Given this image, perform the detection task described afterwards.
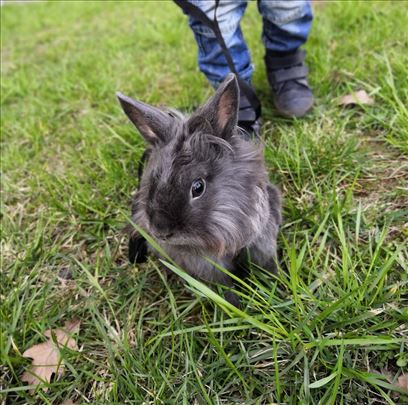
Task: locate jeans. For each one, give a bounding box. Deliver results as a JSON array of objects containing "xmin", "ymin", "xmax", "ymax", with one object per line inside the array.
[{"xmin": 184, "ymin": 0, "xmax": 313, "ymax": 86}]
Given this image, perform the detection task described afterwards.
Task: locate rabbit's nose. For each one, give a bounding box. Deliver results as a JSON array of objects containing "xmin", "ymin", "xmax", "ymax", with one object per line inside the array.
[{"xmin": 149, "ymin": 210, "xmax": 176, "ymax": 235}]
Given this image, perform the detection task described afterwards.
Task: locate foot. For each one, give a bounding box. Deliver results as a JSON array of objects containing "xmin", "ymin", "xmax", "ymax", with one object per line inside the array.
[
  {"xmin": 224, "ymin": 290, "xmax": 241, "ymax": 308},
  {"xmin": 128, "ymin": 235, "xmax": 148, "ymax": 264},
  {"xmin": 265, "ymin": 49, "xmax": 314, "ymax": 118},
  {"xmin": 237, "ymin": 83, "xmax": 262, "ymax": 138}
]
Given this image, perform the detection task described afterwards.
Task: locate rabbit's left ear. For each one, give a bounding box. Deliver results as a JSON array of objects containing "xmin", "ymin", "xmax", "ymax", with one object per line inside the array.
[
  {"xmin": 116, "ymin": 92, "xmax": 171, "ymax": 145},
  {"xmin": 195, "ymin": 73, "xmax": 239, "ymax": 140}
]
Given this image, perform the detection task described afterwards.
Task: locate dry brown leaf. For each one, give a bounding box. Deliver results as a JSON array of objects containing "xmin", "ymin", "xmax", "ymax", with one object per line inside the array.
[
  {"xmin": 397, "ymin": 373, "xmax": 408, "ymax": 392},
  {"xmin": 21, "ymin": 319, "xmax": 80, "ymax": 393},
  {"xmin": 339, "ymin": 90, "xmax": 374, "ymax": 107},
  {"xmin": 60, "ymin": 400, "xmax": 76, "ymax": 405}
]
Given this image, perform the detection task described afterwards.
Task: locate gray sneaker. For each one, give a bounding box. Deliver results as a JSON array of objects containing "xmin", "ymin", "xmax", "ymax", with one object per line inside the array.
[
  {"xmin": 237, "ymin": 82, "xmax": 262, "ymax": 138},
  {"xmin": 265, "ymin": 49, "xmax": 314, "ymax": 118},
  {"xmin": 238, "ymin": 90, "xmax": 262, "ymax": 138}
]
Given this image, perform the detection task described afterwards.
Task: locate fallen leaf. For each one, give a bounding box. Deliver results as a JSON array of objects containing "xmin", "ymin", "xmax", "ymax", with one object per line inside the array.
[
  {"xmin": 397, "ymin": 373, "xmax": 408, "ymax": 392},
  {"xmin": 339, "ymin": 90, "xmax": 374, "ymax": 107},
  {"xmin": 60, "ymin": 400, "xmax": 76, "ymax": 405},
  {"xmin": 21, "ymin": 319, "xmax": 80, "ymax": 393}
]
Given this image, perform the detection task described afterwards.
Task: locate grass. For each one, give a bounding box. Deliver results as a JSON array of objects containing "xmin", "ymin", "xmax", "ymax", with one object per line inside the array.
[{"xmin": 1, "ymin": 1, "xmax": 407, "ymax": 404}]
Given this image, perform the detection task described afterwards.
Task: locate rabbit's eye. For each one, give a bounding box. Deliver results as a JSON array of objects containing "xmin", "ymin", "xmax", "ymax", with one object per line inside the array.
[{"xmin": 191, "ymin": 178, "xmax": 206, "ymax": 199}]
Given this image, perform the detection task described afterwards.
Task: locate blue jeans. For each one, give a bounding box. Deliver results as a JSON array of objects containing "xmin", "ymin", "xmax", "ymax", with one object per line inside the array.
[{"xmin": 185, "ymin": 0, "xmax": 313, "ymax": 86}]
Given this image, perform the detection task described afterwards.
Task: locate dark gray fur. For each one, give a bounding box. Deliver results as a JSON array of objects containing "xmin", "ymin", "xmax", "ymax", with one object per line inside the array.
[{"xmin": 117, "ymin": 74, "xmax": 282, "ymax": 304}]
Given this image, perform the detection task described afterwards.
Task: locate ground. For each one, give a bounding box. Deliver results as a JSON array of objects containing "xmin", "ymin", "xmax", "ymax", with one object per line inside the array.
[{"xmin": 1, "ymin": 1, "xmax": 407, "ymax": 404}]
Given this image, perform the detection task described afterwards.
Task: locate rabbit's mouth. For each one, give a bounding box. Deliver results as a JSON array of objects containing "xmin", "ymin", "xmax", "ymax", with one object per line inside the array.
[
  {"xmin": 145, "ymin": 221, "xmax": 237, "ymax": 256},
  {"xmin": 154, "ymin": 232, "xmax": 175, "ymax": 241},
  {"xmin": 155, "ymin": 233, "xmax": 189, "ymax": 246},
  {"xmin": 153, "ymin": 232, "xmax": 229, "ymax": 256},
  {"xmin": 151, "ymin": 229, "xmax": 181, "ymax": 245},
  {"xmin": 154, "ymin": 232, "xmax": 206, "ymax": 250}
]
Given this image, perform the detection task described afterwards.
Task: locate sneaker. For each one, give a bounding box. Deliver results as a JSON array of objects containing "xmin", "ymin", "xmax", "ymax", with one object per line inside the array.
[
  {"xmin": 265, "ymin": 49, "xmax": 314, "ymax": 118},
  {"xmin": 237, "ymin": 82, "xmax": 262, "ymax": 138}
]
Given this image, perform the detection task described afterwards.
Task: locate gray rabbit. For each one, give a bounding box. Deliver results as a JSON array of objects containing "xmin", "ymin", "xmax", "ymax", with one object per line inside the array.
[{"xmin": 117, "ymin": 74, "xmax": 281, "ymax": 306}]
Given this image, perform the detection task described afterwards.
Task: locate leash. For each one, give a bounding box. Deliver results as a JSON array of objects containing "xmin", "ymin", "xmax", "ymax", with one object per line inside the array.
[{"xmin": 174, "ymin": 0, "xmax": 261, "ymax": 119}]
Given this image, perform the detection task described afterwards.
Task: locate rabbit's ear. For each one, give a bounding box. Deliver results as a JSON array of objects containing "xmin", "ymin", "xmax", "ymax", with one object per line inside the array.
[
  {"xmin": 197, "ymin": 73, "xmax": 239, "ymax": 140},
  {"xmin": 116, "ymin": 92, "xmax": 171, "ymax": 144}
]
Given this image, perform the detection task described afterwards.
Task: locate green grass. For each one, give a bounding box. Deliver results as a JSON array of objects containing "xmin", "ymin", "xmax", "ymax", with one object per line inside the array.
[{"xmin": 1, "ymin": 1, "xmax": 407, "ymax": 404}]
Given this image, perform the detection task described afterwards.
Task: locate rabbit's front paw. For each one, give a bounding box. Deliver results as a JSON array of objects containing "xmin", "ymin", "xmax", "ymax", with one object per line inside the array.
[{"xmin": 129, "ymin": 235, "xmax": 148, "ymax": 264}]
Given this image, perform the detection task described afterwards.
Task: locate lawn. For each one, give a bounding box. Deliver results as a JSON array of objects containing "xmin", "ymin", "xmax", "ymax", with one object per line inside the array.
[{"xmin": 1, "ymin": 1, "xmax": 407, "ymax": 404}]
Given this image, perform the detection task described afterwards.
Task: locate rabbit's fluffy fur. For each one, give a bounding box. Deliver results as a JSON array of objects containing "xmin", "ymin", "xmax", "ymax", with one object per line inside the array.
[{"xmin": 117, "ymin": 74, "xmax": 281, "ymax": 304}]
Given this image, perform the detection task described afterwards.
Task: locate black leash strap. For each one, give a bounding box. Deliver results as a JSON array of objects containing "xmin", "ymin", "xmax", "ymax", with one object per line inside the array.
[{"xmin": 174, "ymin": 0, "xmax": 261, "ymax": 118}]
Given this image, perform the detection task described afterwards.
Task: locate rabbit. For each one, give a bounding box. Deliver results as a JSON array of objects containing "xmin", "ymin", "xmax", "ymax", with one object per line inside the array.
[{"xmin": 116, "ymin": 73, "xmax": 281, "ymax": 306}]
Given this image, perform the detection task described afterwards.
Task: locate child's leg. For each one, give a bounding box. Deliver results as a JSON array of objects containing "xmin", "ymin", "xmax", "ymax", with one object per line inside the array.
[
  {"xmin": 180, "ymin": 0, "xmax": 252, "ymax": 87},
  {"xmin": 257, "ymin": 0, "xmax": 314, "ymax": 117},
  {"xmin": 257, "ymin": 0, "xmax": 313, "ymax": 53}
]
